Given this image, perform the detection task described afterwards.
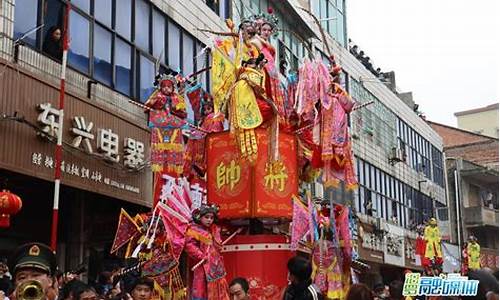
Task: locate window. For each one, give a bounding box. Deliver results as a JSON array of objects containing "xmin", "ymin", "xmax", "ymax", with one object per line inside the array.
[
  {"xmin": 116, "ymin": 0, "xmax": 132, "ymax": 40},
  {"xmin": 43, "ymin": 0, "xmax": 65, "ymax": 42},
  {"xmin": 168, "ymin": 21, "xmax": 181, "ymax": 70},
  {"xmin": 93, "ymin": 25, "xmax": 112, "ymax": 86},
  {"xmin": 336, "ymin": 10, "xmax": 345, "ymax": 46},
  {"xmin": 135, "ymin": 0, "xmax": 150, "ymax": 51},
  {"xmin": 327, "ymin": 3, "xmax": 335, "ymax": 37},
  {"xmin": 94, "ymin": 0, "xmax": 112, "ymax": 27},
  {"xmin": 115, "ymin": 38, "xmax": 132, "ymax": 95},
  {"xmin": 152, "ymin": 10, "xmax": 166, "ymax": 60},
  {"xmin": 14, "ymin": 0, "xmax": 38, "ymax": 46},
  {"xmin": 182, "ymin": 34, "xmax": 194, "ymax": 75},
  {"xmin": 71, "ymin": 0, "xmax": 90, "ymax": 13},
  {"xmin": 205, "ymin": 0, "xmax": 219, "ymax": 14},
  {"xmin": 68, "ymin": 11, "xmax": 90, "ymax": 74},
  {"xmin": 139, "ymin": 54, "xmax": 155, "ymax": 102}
]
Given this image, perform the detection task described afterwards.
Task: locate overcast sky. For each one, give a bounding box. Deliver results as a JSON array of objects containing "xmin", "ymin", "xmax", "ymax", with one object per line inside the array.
[{"xmin": 346, "ymin": 0, "xmax": 499, "ymax": 126}]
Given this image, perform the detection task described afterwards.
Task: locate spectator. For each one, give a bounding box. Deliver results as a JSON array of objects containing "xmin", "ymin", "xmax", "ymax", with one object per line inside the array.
[
  {"xmin": 467, "ymin": 269, "xmax": 499, "ymax": 300},
  {"xmin": 283, "ymin": 256, "xmax": 323, "ymax": 300},
  {"xmin": 127, "ymin": 277, "xmax": 153, "ymax": 300},
  {"xmin": 229, "ymin": 277, "xmax": 250, "ymax": 300},
  {"xmin": 346, "ymin": 283, "xmax": 375, "ymax": 300},
  {"xmin": 373, "ymin": 282, "xmax": 388, "ymax": 299},
  {"xmin": 388, "ymin": 280, "xmax": 404, "ymax": 300},
  {"xmin": 0, "ymin": 263, "xmax": 12, "ymax": 296},
  {"xmin": 350, "ymin": 45, "xmax": 359, "ymax": 56},
  {"xmin": 95, "ymin": 271, "xmax": 113, "ymax": 296},
  {"xmin": 61, "ymin": 280, "xmax": 87, "ymax": 300},
  {"xmin": 356, "ymin": 50, "xmax": 365, "ymax": 60},
  {"xmin": 75, "ymin": 285, "xmax": 98, "ymax": 300},
  {"xmin": 43, "ymin": 26, "xmax": 63, "ymax": 61}
]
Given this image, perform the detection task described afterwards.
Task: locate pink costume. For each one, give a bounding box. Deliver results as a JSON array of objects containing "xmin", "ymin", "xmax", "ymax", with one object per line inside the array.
[
  {"xmin": 184, "ymin": 224, "xmax": 230, "ymax": 300},
  {"xmin": 320, "ymin": 79, "xmax": 357, "ymax": 189},
  {"xmin": 312, "ymin": 240, "xmax": 343, "ymax": 299},
  {"xmin": 260, "ymin": 42, "xmax": 286, "ymax": 120}
]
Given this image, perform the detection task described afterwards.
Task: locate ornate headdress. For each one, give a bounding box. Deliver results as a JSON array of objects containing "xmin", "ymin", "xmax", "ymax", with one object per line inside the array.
[
  {"xmin": 252, "ymin": 7, "xmax": 279, "ymax": 35},
  {"xmin": 154, "ymin": 73, "xmax": 177, "ymax": 88},
  {"xmin": 192, "ymin": 203, "xmax": 220, "ymax": 224}
]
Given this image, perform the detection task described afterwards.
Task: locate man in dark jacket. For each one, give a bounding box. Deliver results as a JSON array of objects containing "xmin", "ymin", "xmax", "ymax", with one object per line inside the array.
[{"xmin": 283, "ymin": 256, "xmax": 324, "ymax": 300}]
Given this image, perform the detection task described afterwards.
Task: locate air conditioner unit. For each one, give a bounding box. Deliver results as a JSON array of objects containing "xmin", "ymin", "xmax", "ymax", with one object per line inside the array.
[{"xmin": 389, "ymin": 147, "xmax": 405, "ymax": 165}]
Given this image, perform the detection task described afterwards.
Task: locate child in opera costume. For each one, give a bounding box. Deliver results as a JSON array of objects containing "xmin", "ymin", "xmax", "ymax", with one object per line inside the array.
[{"xmin": 184, "ymin": 204, "xmax": 230, "ymax": 300}]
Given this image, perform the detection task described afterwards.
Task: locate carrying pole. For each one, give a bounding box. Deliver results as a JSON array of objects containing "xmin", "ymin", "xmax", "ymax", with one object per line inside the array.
[{"xmin": 50, "ymin": 3, "xmax": 71, "ymax": 251}]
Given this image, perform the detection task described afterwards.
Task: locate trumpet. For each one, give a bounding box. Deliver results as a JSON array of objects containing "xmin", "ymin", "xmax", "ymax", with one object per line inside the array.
[{"xmin": 16, "ymin": 280, "xmax": 44, "ymax": 300}]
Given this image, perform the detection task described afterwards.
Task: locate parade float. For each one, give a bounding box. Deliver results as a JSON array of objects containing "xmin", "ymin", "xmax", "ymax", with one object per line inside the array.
[{"xmin": 109, "ymin": 8, "xmax": 371, "ymax": 300}]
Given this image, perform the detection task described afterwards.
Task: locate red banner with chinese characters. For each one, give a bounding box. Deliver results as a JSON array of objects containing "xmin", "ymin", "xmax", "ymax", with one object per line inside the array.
[
  {"xmin": 206, "ymin": 132, "xmax": 252, "ymax": 218},
  {"xmin": 253, "ymin": 130, "xmax": 297, "ymax": 218},
  {"xmin": 206, "ymin": 129, "xmax": 298, "ymax": 219}
]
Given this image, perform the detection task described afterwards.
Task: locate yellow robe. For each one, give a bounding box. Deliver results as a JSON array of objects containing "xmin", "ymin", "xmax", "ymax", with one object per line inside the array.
[
  {"xmin": 424, "ymin": 225, "xmax": 442, "ymax": 259},
  {"xmin": 467, "ymin": 242, "xmax": 481, "ymax": 270}
]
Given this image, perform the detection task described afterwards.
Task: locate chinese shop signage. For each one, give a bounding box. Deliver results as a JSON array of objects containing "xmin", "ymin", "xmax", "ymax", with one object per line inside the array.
[
  {"xmin": 206, "ymin": 129, "xmax": 298, "ymax": 219},
  {"xmin": 0, "ymin": 69, "xmax": 151, "ymax": 206}
]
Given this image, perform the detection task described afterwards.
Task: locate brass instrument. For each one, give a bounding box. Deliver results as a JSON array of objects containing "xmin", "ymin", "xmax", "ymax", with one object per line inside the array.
[{"xmin": 16, "ymin": 280, "xmax": 44, "ymax": 300}]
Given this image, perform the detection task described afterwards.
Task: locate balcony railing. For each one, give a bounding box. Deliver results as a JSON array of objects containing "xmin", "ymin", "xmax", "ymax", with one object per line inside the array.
[{"xmin": 464, "ymin": 206, "xmax": 499, "ymax": 227}]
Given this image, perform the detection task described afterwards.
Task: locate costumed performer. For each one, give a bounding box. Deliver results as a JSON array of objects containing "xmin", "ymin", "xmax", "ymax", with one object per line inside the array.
[
  {"xmin": 145, "ymin": 74, "xmax": 187, "ymax": 176},
  {"xmin": 423, "ymin": 218, "xmax": 443, "ymax": 274},
  {"xmin": 184, "ymin": 204, "xmax": 230, "ymax": 300}
]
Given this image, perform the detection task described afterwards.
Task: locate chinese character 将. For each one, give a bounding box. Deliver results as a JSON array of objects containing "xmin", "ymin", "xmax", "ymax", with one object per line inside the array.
[
  {"xmin": 44, "ymin": 156, "xmax": 54, "ymax": 168},
  {"xmin": 71, "ymin": 116, "xmax": 94, "ymax": 153},
  {"xmin": 264, "ymin": 161, "xmax": 288, "ymax": 192},
  {"xmin": 32, "ymin": 153, "xmax": 42, "ymax": 165},
  {"xmin": 37, "ymin": 103, "xmax": 61, "ymax": 137},
  {"xmin": 216, "ymin": 160, "xmax": 241, "ymax": 190},
  {"xmin": 123, "ymin": 138, "xmax": 145, "ymax": 169},
  {"xmin": 97, "ymin": 129, "xmax": 120, "ymax": 162},
  {"xmin": 403, "ymin": 273, "xmax": 421, "ymax": 296}
]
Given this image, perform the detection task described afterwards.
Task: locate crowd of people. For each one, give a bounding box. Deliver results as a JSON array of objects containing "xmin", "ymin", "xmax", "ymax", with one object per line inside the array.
[
  {"xmin": 348, "ymin": 39, "xmax": 390, "ymax": 83},
  {"xmin": 0, "ymin": 242, "xmax": 498, "ymax": 300}
]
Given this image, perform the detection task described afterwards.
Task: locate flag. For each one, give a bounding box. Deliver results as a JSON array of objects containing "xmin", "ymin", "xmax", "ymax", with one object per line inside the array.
[
  {"xmin": 111, "ymin": 208, "xmax": 141, "ymax": 253},
  {"xmin": 307, "ymin": 191, "xmax": 319, "ymax": 243},
  {"xmin": 290, "ymin": 195, "xmax": 310, "ymax": 250},
  {"xmin": 187, "ymin": 84, "xmax": 202, "ymax": 124},
  {"xmin": 157, "ymin": 202, "xmax": 190, "ymax": 260}
]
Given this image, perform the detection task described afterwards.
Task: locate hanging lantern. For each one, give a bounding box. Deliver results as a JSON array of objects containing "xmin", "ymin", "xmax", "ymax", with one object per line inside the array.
[{"xmin": 0, "ymin": 189, "xmax": 23, "ymax": 228}]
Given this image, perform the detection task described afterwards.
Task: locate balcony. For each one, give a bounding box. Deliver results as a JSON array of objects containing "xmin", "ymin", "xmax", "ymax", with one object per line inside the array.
[{"xmin": 464, "ymin": 206, "xmax": 499, "ymax": 228}]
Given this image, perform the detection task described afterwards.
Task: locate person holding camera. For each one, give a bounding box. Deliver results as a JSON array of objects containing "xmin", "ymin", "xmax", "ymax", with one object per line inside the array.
[{"xmin": 9, "ymin": 243, "xmax": 57, "ymax": 300}]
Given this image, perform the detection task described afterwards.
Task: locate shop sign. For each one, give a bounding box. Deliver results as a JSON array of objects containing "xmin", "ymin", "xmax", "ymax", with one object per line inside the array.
[
  {"xmin": 38, "ymin": 103, "xmax": 145, "ymax": 168},
  {"xmin": 357, "ymin": 222, "xmax": 384, "ymax": 263},
  {"xmin": 31, "ymin": 152, "xmax": 139, "ymax": 194},
  {"xmin": 384, "ymin": 223, "xmax": 405, "ymax": 267},
  {"xmin": 0, "ymin": 66, "xmax": 151, "ymax": 206}
]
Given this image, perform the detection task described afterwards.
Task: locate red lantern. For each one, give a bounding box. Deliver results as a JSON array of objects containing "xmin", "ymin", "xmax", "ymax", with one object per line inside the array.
[{"xmin": 0, "ymin": 189, "xmax": 23, "ymax": 228}]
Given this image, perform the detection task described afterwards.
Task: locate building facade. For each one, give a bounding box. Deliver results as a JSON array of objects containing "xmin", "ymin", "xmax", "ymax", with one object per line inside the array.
[
  {"xmin": 430, "ymin": 122, "xmax": 499, "ymax": 271},
  {"xmin": 2, "ymin": 0, "xmax": 449, "ymax": 284},
  {"xmin": 455, "ymin": 103, "xmax": 499, "ymax": 138}
]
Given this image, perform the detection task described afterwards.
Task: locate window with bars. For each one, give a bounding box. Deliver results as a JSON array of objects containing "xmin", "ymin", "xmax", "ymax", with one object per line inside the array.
[
  {"xmin": 13, "ymin": 0, "xmax": 210, "ymax": 102},
  {"xmin": 355, "ymin": 157, "xmax": 436, "ymax": 229},
  {"xmin": 349, "ymin": 78, "xmax": 397, "ymax": 153},
  {"xmin": 310, "ymin": 0, "xmax": 346, "ymax": 47},
  {"xmin": 396, "ymin": 118, "xmax": 437, "ymax": 180}
]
